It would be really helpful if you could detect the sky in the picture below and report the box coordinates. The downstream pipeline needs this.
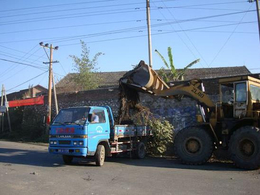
[0,0,259,94]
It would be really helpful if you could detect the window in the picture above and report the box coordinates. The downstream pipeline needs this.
[235,82,247,102]
[52,107,89,125]
[250,84,260,101]
[92,109,106,123]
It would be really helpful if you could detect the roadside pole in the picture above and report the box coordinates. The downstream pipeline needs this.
[146,0,153,68]
[249,0,260,43]
[52,73,59,115]
[0,85,4,132]
[3,85,12,132]
[39,42,59,133]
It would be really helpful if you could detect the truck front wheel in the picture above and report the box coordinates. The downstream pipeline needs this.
[62,155,73,165]
[229,126,260,170]
[174,127,213,165]
[95,145,105,166]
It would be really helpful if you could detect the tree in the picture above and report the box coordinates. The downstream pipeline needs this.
[70,40,103,90]
[155,47,200,82]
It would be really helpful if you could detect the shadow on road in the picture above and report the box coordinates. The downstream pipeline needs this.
[0,146,244,171]
[0,147,63,168]
[104,156,242,171]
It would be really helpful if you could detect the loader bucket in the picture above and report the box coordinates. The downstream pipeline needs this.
[120,61,169,94]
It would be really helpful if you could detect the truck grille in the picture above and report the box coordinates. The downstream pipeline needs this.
[59,140,71,145]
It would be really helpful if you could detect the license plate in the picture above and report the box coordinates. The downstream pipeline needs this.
[59,149,69,153]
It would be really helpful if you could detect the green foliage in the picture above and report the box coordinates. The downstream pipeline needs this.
[21,107,45,141]
[70,40,104,91]
[155,47,200,82]
[146,118,174,155]
[0,107,47,142]
[131,106,174,156]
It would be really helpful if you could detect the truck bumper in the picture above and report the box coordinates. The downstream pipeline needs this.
[49,147,88,157]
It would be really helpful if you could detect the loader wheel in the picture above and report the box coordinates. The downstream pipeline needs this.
[229,126,260,170]
[95,145,105,166]
[62,155,73,165]
[174,127,213,165]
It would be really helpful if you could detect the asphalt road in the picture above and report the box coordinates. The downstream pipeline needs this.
[0,141,259,195]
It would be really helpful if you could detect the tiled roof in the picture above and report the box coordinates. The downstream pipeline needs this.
[56,66,251,93]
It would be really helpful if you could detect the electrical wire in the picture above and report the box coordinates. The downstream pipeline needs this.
[6,70,48,92]
[209,3,254,66]
[0,58,48,70]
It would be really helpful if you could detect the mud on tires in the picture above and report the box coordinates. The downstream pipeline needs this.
[174,127,213,165]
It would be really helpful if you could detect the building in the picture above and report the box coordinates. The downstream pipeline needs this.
[6,85,47,101]
[56,66,251,94]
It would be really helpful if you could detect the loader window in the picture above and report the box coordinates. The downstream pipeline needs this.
[235,82,247,102]
[250,84,260,101]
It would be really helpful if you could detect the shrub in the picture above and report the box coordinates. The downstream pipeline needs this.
[131,105,174,156]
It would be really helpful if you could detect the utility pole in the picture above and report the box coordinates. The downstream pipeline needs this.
[249,0,260,43]
[39,42,59,132]
[0,85,4,132]
[146,0,153,67]
[52,74,59,115]
[3,85,12,132]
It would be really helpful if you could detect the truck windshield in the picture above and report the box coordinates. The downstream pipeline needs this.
[52,107,90,126]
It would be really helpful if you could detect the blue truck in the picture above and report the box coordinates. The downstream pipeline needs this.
[49,106,151,166]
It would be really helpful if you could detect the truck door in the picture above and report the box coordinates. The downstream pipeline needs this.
[87,109,110,154]
[234,82,247,118]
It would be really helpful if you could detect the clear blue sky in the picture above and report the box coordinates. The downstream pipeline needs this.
[0,0,259,94]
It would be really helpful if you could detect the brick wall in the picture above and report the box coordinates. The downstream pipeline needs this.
[7,86,218,133]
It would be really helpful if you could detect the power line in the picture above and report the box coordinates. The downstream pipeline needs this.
[0,20,140,35]
[0,2,144,19]
[0,10,256,45]
[0,0,120,13]
[6,71,48,92]
[154,0,208,68]
[0,7,145,26]
[0,58,48,70]
[209,3,254,66]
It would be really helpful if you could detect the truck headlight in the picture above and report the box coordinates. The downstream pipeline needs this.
[50,141,54,145]
[53,141,57,145]
[79,141,83,145]
[73,141,77,145]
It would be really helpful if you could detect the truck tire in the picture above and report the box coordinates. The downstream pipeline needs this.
[174,127,213,165]
[62,155,73,165]
[95,144,105,166]
[133,142,146,159]
[229,126,260,170]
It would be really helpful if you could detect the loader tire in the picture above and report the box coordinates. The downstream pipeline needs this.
[229,126,260,170]
[174,127,213,165]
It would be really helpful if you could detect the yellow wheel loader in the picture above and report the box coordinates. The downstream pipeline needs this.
[120,61,260,169]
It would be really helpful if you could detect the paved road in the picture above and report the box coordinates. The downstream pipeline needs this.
[0,141,259,195]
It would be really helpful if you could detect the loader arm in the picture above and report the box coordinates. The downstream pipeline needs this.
[120,60,215,109]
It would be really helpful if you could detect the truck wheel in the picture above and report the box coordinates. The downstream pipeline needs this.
[95,145,105,166]
[62,155,73,165]
[133,142,146,159]
[229,126,260,170]
[174,127,213,165]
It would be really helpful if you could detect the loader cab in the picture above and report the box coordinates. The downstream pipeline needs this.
[219,76,260,119]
